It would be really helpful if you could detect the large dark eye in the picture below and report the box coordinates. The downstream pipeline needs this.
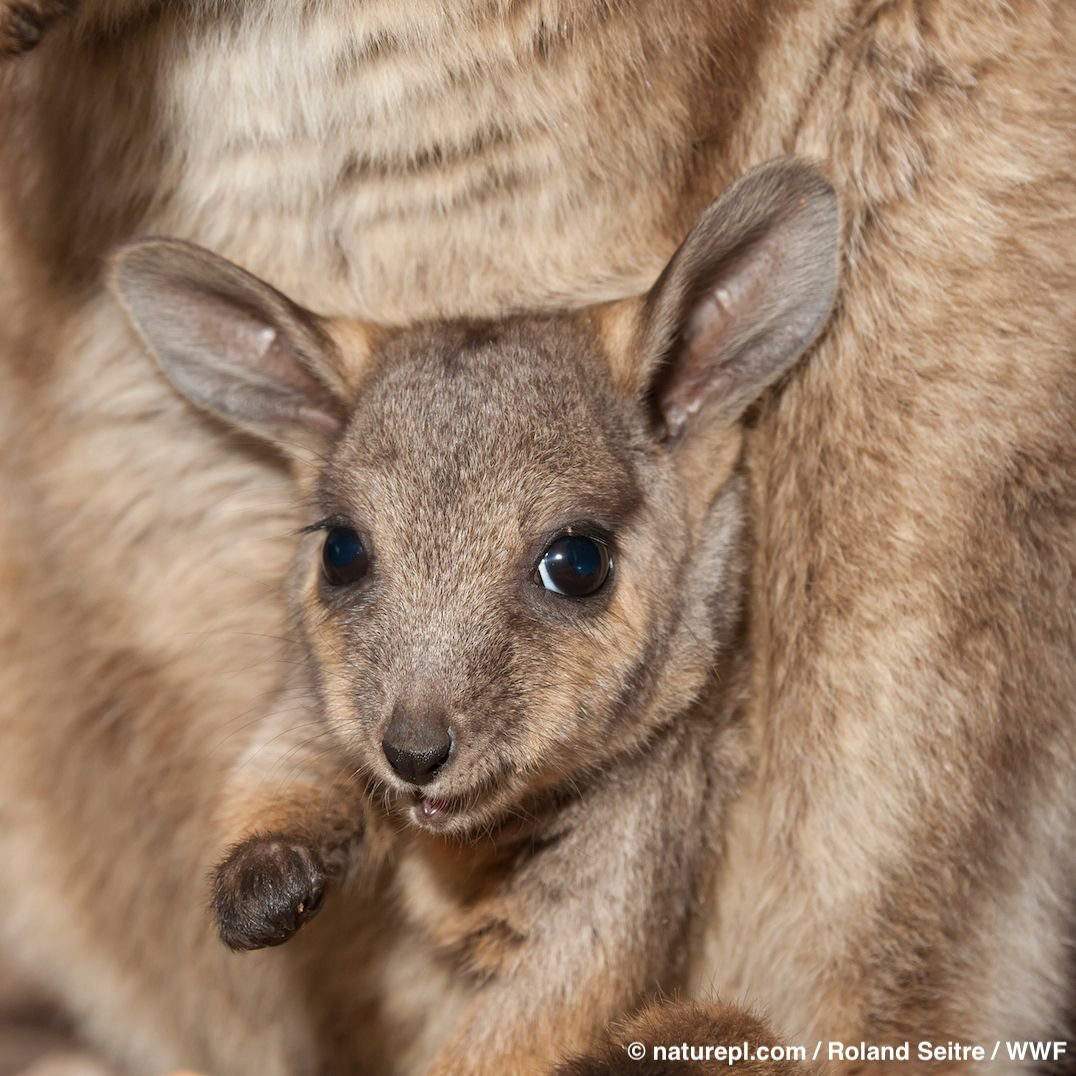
[536,534,611,597]
[322,526,369,586]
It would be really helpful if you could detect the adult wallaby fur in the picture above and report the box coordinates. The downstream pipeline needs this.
[107,159,839,1074]
[1,1,1073,1073]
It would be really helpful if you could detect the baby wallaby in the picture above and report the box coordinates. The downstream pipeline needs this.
[108,159,838,1074]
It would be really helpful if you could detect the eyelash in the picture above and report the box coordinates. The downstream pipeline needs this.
[299,513,351,536]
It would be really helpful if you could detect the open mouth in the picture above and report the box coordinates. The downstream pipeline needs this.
[421,795,451,819]
[402,767,507,831]
[411,792,456,826]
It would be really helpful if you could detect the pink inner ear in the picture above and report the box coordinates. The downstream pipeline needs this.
[658,283,741,438]
[171,291,345,440]
[112,237,355,450]
[660,355,720,438]
[657,240,781,439]
[190,298,341,433]
[192,294,327,397]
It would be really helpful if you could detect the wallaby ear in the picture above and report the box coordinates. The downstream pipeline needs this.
[640,159,839,439]
[108,238,365,458]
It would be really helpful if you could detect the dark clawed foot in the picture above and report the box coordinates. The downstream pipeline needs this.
[0,0,77,58]
[211,834,328,952]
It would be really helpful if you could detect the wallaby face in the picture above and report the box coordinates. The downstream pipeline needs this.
[296,318,681,836]
[102,158,838,1071]
[109,159,838,842]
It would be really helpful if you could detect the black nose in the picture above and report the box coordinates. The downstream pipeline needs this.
[381,704,453,784]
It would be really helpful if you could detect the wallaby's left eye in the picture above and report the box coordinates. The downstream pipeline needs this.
[536,535,610,597]
[322,526,369,586]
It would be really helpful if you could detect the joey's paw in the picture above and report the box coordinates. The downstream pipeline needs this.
[211,834,327,951]
[0,1,77,57]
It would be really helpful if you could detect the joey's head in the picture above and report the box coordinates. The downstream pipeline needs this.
[110,160,839,837]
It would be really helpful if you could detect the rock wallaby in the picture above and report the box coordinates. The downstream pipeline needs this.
[108,159,839,1075]
[1,0,1073,1073]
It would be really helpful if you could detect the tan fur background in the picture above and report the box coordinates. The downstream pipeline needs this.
[0,1,1073,1072]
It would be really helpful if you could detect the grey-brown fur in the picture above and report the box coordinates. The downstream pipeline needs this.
[0,0,73,57]
[108,160,839,1072]
[1,1,1073,1073]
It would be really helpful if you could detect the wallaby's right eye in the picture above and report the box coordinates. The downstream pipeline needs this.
[322,527,369,586]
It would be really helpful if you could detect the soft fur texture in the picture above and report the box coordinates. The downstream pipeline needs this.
[0,0,73,57]
[558,1000,820,1076]
[104,160,838,1074]
[0,1,1073,1074]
